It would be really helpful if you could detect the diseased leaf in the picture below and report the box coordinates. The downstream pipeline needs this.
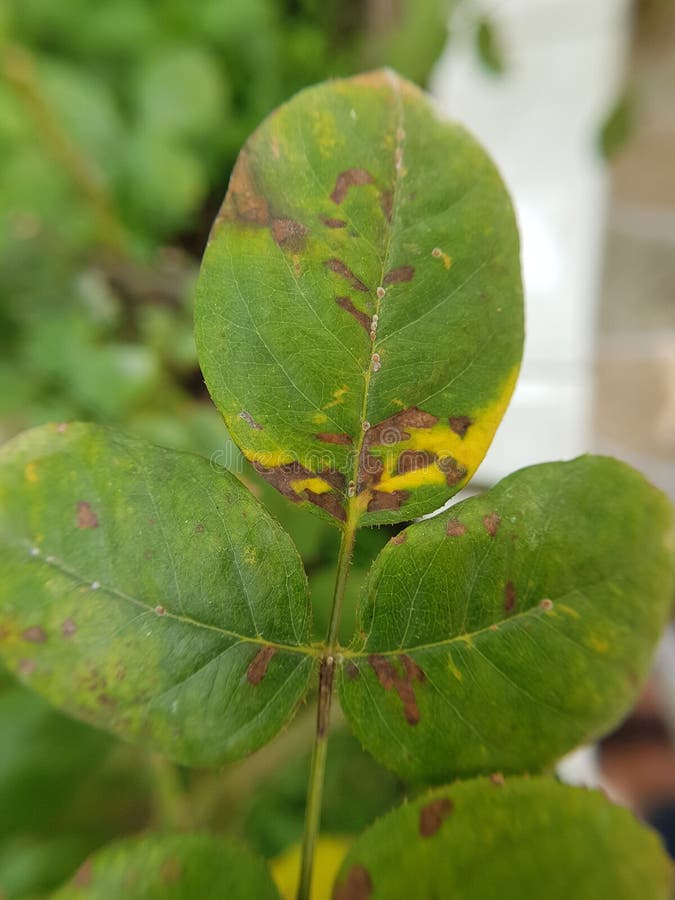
[195,69,523,527]
[52,833,281,899]
[332,776,673,900]
[0,423,315,767]
[339,456,675,781]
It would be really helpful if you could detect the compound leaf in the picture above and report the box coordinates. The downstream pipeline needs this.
[0,423,314,767]
[53,833,280,899]
[195,69,522,527]
[333,776,673,900]
[339,456,675,781]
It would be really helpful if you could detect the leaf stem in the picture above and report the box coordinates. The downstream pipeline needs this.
[147,752,193,832]
[297,516,357,900]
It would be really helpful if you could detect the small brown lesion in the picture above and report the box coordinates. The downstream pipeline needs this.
[247,646,277,685]
[72,859,93,888]
[367,489,410,512]
[446,519,467,537]
[345,661,360,680]
[271,217,308,251]
[383,265,414,285]
[438,456,468,487]
[22,625,46,644]
[254,460,346,521]
[368,653,425,725]
[61,618,77,638]
[76,501,99,529]
[419,797,454,837]
[380,190,393,223]
[330,168,374,204]
[239,410,263,431]
[316,432,353,445]
[333,864,373,900]
[357,407,440,511]
[321,216,347,228]
[504,581,517,614]
[449,416,473,438]
[326,258,369,292]
[482,512,501,536]
[220,150,270,228]
[335,296,371,331]
[390,531,407,545]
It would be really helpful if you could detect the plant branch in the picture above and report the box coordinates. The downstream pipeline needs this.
[1,41,130,252]
[297,514,358,900]
[147,752,193,832]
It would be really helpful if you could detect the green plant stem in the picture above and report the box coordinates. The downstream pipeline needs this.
[1,41,129,252]
[297,516,357,900]
[148,752,193,832]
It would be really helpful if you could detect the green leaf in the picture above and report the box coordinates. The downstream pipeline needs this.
[0,686,110,836]
[332,776,673,899]
[475,17,506,76]
[339,456,675,781]
[52,833,281,899]
[0,423,315,767]
[134,46,228,143]
[195,69,523,527]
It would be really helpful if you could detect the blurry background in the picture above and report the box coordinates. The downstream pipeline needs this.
[0,0,673,896]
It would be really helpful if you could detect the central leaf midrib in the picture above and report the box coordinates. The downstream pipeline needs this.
[16,544,318,658]
[346,72,407,517]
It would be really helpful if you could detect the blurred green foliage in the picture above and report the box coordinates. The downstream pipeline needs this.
[0,1,450,896]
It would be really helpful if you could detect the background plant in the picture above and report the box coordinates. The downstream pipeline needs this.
[0,69,674,899]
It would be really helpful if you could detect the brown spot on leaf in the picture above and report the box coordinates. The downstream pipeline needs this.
[345,661,360,680]
[449,416,473,438]
[160,857,182,885]
[316,432,353,445]
[62,618,77,638]
[504,581,517,614]
[482,512,501,536]
[326,258,369,292]
[368,654,424,725]
[397,450,436,474]
[222,151,269,227]
[306,490,347,521]
[97,693,116,708]
[330,168,374,204]
[490,772,505,786]
[390,531,407,545]
[73,858,93,887]
[271,217,308,251]
[367,489,410,512]
[419,797,454,837]
[76,501,99,529]
[195,523,205,533]
[22,626,46,644]
[333,864,373,900]
[446,519,467,537]
[383,265,414,285]
[336,296,371,331]
[254,460,346,521]
[239,410,263,431]
[380,189,393,222]
[438,456,468,487]
[540,598,554,612]
[322,216,347,228]
[247,646,277,685]
[356,407,438,501]
[18,659,36,676]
